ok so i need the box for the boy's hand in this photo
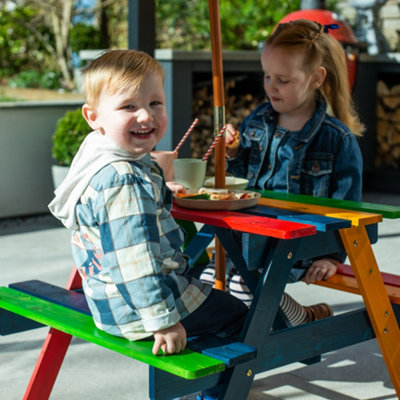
[304,258,338,284]
[166,181,187,194]
[152,322,187,355]
[225,123,240,158]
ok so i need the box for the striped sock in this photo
[279,292,308,326]
[201,267,308,325]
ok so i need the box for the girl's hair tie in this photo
[323,24,339,33]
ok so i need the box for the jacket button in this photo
[250,130,255,137]
[275,132,281,138]
[268,164,272,170]
[249,172,254,178]
[259,145,263,151]
[312,160,320,173]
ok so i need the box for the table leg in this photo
[340,226,400,397]
[219,237,304,399]
[23,268,81,400]
[214,238,226,291]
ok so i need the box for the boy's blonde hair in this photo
[82,49,165,110]
[266,19,364,136]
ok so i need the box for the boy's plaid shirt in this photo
[71,156,210,341]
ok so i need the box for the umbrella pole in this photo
[208,0,226,291]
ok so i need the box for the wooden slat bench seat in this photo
[0,286,226,380]
[314,264,400,305]
[0,281,257,380]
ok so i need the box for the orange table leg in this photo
[214,237,226,291]
[23,267,82,400]
[340,226,400,397]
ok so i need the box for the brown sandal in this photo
[304,303,333,322]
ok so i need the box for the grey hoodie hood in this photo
[48,130,144,230]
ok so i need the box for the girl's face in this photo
[83,72,168,156]
[261,45,324,122]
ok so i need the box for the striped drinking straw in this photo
[173,118,199,153]
[201,125,227,162]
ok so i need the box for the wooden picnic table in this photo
[170,196,400,399]
[1,193,400,399]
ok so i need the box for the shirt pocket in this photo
[301,153,333,197]
[243,127,265,165]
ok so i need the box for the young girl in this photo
[201,19,364,325]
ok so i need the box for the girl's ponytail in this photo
[266,19,364,136]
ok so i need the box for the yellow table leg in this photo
[340,226,400,397]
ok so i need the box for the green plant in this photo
[52,108,92,166]
[8,69,62,90]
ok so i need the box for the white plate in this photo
[173,190,260,211]
[204,176,249,190]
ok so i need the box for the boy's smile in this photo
[83,72,168,156]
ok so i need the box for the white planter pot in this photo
[51,165,70,189]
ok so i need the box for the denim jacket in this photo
[227,99,363,200]
[226,99,363,280]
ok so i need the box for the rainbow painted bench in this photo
[1,192,400,400]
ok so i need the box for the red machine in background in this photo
[279,9,359,92]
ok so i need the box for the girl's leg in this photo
[201,267,332,326]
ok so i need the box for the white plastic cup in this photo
[173,158,207,192]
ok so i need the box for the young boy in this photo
[49,49,247,355]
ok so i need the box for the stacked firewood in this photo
[190,78,263,176]
[376,80,400,169]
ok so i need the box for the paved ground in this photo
[1,191,400,400]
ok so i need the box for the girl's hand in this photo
[152,322,187,355]
[166,181,187,194]
[225,123,240,158]
[304,258,338,284]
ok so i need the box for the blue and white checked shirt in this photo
[70,155,210,340]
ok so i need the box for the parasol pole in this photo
[208,0,226,291]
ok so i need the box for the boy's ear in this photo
[313,66,327,89]
[82,104,100,130]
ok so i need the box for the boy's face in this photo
[83,72,168,156]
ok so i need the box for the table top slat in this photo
[172,205,316,239]
[257,197,382,227]
[257,190,400,219]
[240,205,351,232]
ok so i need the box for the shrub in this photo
[52,108,92,166]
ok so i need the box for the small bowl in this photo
[204,176,249,190]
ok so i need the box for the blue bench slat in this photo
[201,342,257,367]
[9,280,91,315]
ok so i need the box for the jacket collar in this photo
[257,96,327,143]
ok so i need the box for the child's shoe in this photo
[304,303,333,322]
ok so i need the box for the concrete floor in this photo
[1,191,400,400]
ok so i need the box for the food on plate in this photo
[175,187,257,201]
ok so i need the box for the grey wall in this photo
[0,101,83,218]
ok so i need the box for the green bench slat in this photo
[0,287,225,380]
[257,190,400,219]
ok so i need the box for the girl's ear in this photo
[82,104,101,130]
[313,66,327,89]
